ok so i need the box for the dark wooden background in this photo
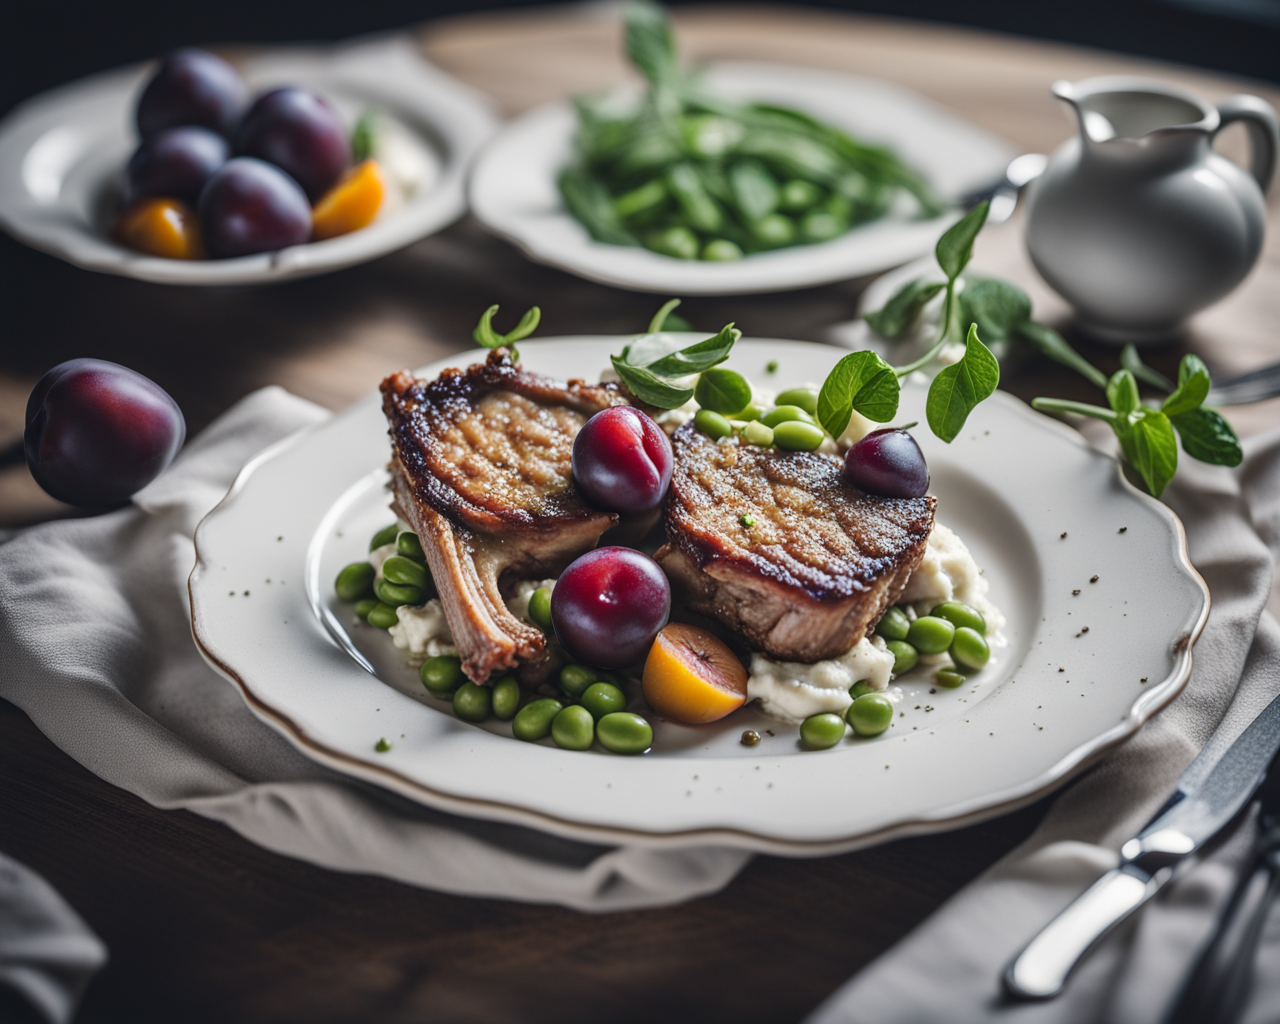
[1,6,1278,1021]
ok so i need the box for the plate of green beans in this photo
[468,4,1013,294]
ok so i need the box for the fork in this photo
[1207,362,1280,407]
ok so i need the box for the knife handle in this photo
[1005,866,1159,999]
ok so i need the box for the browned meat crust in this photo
[656,424,935,663]
[381,350,623,683]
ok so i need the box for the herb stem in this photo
[894,286,957,377]
[1031,397,1118,422]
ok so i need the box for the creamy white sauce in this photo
[747,635,895,725]
[389,599,456,664]
[369,542,397,580]
[899,522,1006,633]
[505,578,557,626]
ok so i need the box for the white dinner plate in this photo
[469,63,1015,294]
[0,36,498,285]
[190,338,1208,854]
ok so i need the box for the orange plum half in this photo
[311,159,386,241]
[642,623,749,725]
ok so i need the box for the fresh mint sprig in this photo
[611,298,742,408]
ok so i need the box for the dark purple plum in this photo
[844,428,930,498]
[198,158,312,258]
[235,87,351,201]
[136,48,248,140]
[25,359,186,508]
[572,406,673,515]
[550,547,671,668]
[125,126,228,206]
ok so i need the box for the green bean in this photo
[702,239,743,262]
[760,405,815,428]
[528,586,554,633]
[369,524,399,551]
[694,409,733,440]
[774,387,819,415]
[396,531,426,563]
[581,682,627,721]
[513,699,563,742]
[885,639,919,675]
[614,179,667,219]
[799,211,845,243]
[932,601,987,635]
[667,163,723,234]
[491,675,522,721]
[728,158,779,221]
[751,213,795,248]
[741,421,774,447]
[420,655,464,696]
[935,668,966,689]
[334,562,375,602]
[800,712,846,750]
[875,606,911,642]
[907,615,955,655]
[950,627,991,671]
[453,682,492,722]
[772,420,825,452]
[559,664,597,698]
[646,225,699,260]
[596,712,653,754]
[778,179,822,212]
[694,368,753,416]
[374,577,424,608]
[366,602,398,629]
[847,693,893,737]
[354,598,378,620]
[381,555,430,592]
[552,705,595,751]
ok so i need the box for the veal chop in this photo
[657,424,935,662]
[381,350,623,683]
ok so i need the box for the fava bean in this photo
[646,226,699,260]
[774,388,819,415]
[779,179,822,212]
[875,606,910,642]
[375,577,423,608]
[741,421,774,447]
[581,682,627,721]
[512,699,563,742]
[491,675,521,721]
[950,627,990,671]
[731,404,764,422]
[694,409,733,440]
[453,682,492,722]
[932,601,986,635]
[935,668,966,689]
[552,705,595,750]
[847,693,893,737]
[528,586,554,633]
[397,531,426,562]
[885,639,919,675]
[366,602,398,629]
[369,523,398,551]
[907,615,955,655]
[800,712,846,750]
[354,598,378,620]
[752,213,795,248]
[335,561,375,602]
[773,420,825,452]
[597,712,653,754]
[702,239,743,261]
[559,664,596,698]
[850,681,873,699]
[695,368,753,417]
[420,655,464,696]
[761,404,814,428]
[381,555,430,591]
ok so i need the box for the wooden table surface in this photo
[1,7,1278,1022]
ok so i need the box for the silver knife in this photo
[1004,687,1280,999]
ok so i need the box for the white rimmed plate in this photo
[190,338,1207,854]
[0,36,498,285]
[469,63,1015,294]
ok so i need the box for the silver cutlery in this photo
[963,153,1047,225]
[1208,362,1280,407]
[1004,687,1280,999]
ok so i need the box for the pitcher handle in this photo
[1215,94,1279,195]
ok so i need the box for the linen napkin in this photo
[809,427,1280,1024]
[0,387,751,927]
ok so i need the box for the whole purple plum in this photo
[125,126,228,206]
[25,359,186,507]
[198,157,312,258]
[235,87,350,201]
[136,48,248,140]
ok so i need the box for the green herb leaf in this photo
[817,350,900,438]
[351,109,377,163]
[1120,344,1175,392]
[558,167,637,246]
[935,201,989,282]
[1161,355,1211,417]
[648,298,682,334]
[728,158,779,222]
[644,324,740,376]
[1115,409,1179,497]
[957,276,1032,343]
[1014,321,1108,390]
[1170,406,1243,467]
[863,277,944,339]
[666,162,724,234]
[694,367,753,416]
[624,0,677,87]
[473,305,541,360]
[611,355,694,408]
[1106,369,1140,417]
[926,323,1000,443]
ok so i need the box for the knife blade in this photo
[1004,687,1280,1000]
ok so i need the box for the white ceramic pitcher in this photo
[1024,76,1277,343]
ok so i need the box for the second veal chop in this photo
[381,350,623,683]
[657,424,935,663]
